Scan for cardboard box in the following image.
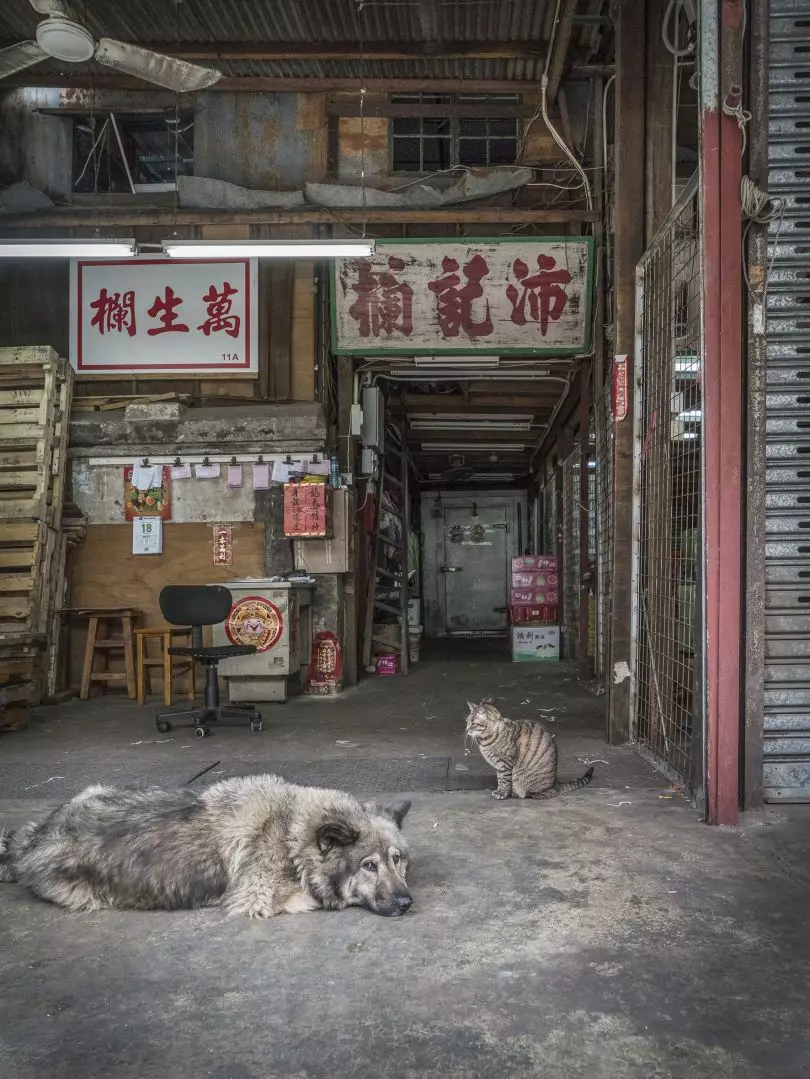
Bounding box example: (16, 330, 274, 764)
(512, 555, 557, 572)
(293, 489, 354, 573)
(511, 625, 560, 662)
(509, 603, 557, 625)
(283, 482, 333, 538)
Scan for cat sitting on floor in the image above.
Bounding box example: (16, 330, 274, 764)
(464, 700, 594, 800)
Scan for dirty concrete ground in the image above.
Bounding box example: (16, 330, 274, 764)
(1, 641, 809, 1078)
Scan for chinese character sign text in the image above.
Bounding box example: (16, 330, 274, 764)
(71, 258, 257, 374)
(333, 240, 592, 354)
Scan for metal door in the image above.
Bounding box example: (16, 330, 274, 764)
(442, 504, 508, 635)
(761, 1, 810, 800)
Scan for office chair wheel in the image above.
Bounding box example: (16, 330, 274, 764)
(156, 720, 171, 734)
(250, 719, 264, 733)
(194, 725, 210, 739)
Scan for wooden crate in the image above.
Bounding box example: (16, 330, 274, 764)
(0, 347, 73, 527)
(0, 520, 57, 635)
(0, 633, 45, 727)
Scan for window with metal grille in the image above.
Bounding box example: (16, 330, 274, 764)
(73, 112, 194, 193)
(390, 93, 520, 173)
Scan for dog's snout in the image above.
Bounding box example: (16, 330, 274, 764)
(396, 894, 412, 913)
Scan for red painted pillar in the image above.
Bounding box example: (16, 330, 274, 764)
(701, 0, 743, 824)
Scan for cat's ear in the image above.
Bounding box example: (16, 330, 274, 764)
(466, 700, 476, 713)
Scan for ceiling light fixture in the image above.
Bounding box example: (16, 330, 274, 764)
(161, 239, 375, 259)
(410, 420, 533, 432)
(412, 356, 500, 368)
(409, 413, 533, 424)
(0, 238, 138, 259)
(420, 442, 527, 452)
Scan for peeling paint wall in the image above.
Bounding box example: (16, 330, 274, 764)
(71, 461, 257, 525)
(194, 92, 327, 189)
(337, 117, 389, 182)
(0, 89, 72, 199)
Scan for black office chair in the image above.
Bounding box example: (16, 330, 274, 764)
(155, 584, 263, 739)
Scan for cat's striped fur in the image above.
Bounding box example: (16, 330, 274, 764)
(465, 701, 594, 800)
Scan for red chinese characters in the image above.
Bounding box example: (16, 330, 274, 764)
(89, 288, 136, 337)
(198, 281, 240, 338)
(146, 286, 190, 335)
(427, 254, 493, 338)
(347, 256, 413, 338)
(506, 255, 572, 335)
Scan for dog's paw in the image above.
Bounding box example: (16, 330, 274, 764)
(491, 789, 510, 800)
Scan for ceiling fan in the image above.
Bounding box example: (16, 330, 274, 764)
(0, 0, 221, 93)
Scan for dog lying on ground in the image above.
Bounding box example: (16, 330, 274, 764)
(0, 774, 412, 918)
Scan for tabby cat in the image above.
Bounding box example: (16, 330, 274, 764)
(464, 700, 594, 800)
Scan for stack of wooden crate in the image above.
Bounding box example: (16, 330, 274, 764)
(0, 346, 75, 729)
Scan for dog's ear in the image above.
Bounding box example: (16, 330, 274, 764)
(365, 799, 411, 829)
(316, 819, 359, 855)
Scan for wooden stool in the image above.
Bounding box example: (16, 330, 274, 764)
(72, 607, 141, 701)
(135, 627, 196, 707)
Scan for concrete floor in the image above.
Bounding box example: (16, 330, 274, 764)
(1, 642, 809, 1078)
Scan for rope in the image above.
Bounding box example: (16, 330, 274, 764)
(721, 85, 752, 156)
(740, 175, 785, 302)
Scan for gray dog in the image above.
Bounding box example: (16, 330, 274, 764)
(0, 774, 412, 918)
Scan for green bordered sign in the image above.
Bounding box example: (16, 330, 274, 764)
(330, 235, 594, 356)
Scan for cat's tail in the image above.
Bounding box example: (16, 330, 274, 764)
(0, 828, 17, 882)
(554, 765, 594, 795)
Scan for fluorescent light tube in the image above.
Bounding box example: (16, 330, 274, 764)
(0, 239, 137, 258)
(162, 239, 375, 259)
(410, 420, 532, 432)
(413, 356, 500, 368)
(409, 413, 533, 423)
(678, 409, 702, 420)
(420, 442, 526, 452)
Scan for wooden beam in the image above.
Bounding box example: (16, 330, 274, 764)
(645, 0, 675, 237)
(34, 41, 550, 62)
(326, 102, 537, 119)
(2, 75, 556, 93)
(545, 0, 578, 104)
(607, 0, 646, 746)
(0, 208, 597, 229)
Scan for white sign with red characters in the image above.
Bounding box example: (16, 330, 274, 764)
(70, 257, 258, 375)
(332, 237, 594, 355)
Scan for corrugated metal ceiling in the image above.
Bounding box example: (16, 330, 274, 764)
(0, 0, 554, 46)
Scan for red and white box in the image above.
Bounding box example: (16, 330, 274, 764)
(511, 555, 557, 572)
(511, 588, 558, 606)
(283, 482, 333, 538)
(510, 604, 557, 625)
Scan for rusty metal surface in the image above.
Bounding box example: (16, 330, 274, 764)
(0, 0, 554, 47)
(762, 0, 810, 802)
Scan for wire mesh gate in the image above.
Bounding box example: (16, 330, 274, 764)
(562, 446, 581, 660)
(632, 174, 705, 802)
(594, 380, 614, 681)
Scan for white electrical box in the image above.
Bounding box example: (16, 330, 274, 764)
(360, 446, 376, 476)
(350, 402, 363, 437)
(361, 386, 384, 452)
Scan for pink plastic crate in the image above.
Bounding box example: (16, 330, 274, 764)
(511, 588, 558, 605)
(511, 555, 557, 572)
(375, 654, 399, 676)
(510, 604, 557, 624)
(511, 571, 558, 591)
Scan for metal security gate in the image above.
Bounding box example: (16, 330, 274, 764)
(594, 380, 614, 680)
(562, 445, 581, 660)
(632, 174, 705, 803)
(761, 2, 810, 800)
